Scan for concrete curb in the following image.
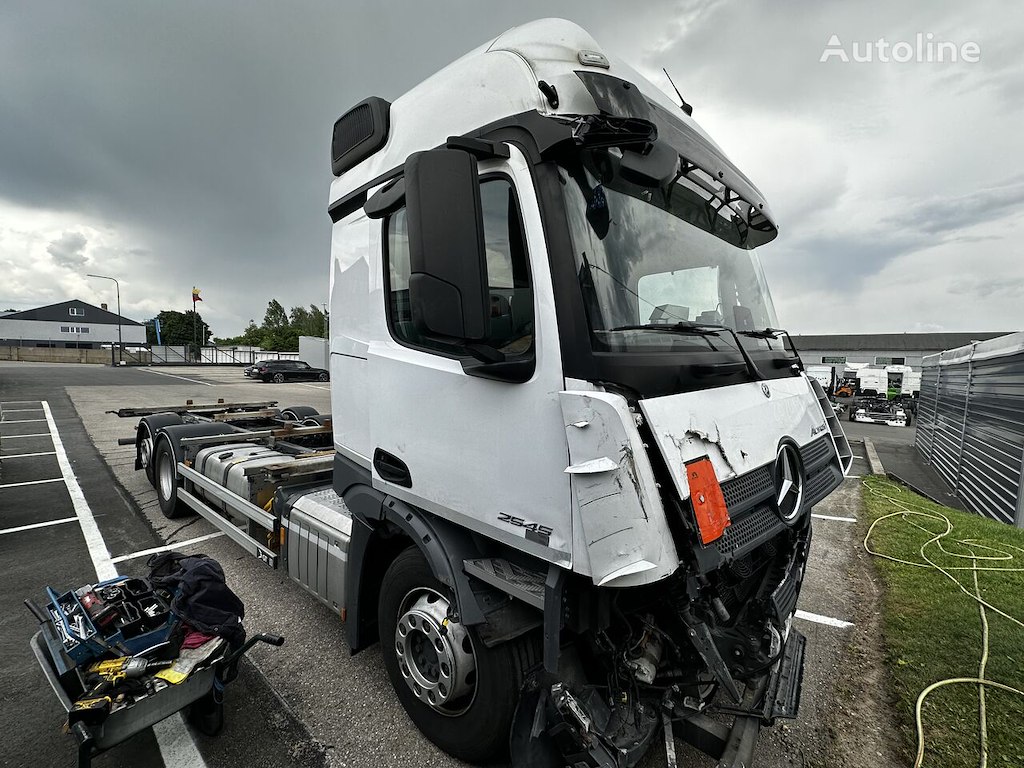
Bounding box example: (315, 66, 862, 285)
(863, 437, 885, 475)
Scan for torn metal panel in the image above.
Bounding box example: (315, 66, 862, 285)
(559, 391, 678, 588)
(640, 378, 827, 503)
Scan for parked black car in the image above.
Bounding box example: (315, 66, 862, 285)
(257, 360, 329, 383)
(243, 360, 273, 377)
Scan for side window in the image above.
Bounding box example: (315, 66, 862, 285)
(385, 177, 534, 356)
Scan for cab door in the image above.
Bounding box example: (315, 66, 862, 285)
(366, 147, 572, 566)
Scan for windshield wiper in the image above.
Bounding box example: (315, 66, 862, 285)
(609, 322, 720, 335)
(736, 327, 803, 370)
(608, 322, 765, 380)
(608, 322, 721, 351)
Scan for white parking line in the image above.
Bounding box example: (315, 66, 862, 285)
(40, 401, 210, 768)
(0, 451, 57, 460)
(111, 531, 226, 563)
(0, 401, 42, 406)
(795, 609, 854, 629)
(42, 401, 117, 581)
(295, 383, 330, 391)
(137, 368, 214, 386)
(0, 517, 78, 536)
(812, 513, 858, 523)
(0, 433, 52, 439)
(2, 408, 45, 413)
(0, 418, 48, 423)
(0, 477, 64, 489)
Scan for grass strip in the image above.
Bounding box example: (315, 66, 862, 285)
(861, 477, 1024, 768)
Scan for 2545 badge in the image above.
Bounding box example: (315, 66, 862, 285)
(497, 512, 553, 537)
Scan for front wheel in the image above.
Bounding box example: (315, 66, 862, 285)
(378, 547, 536, 763)
(272, 373, 285, 383)
(317, 372, 329, 382)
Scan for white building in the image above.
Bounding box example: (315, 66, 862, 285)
(0, 300, 145, 349)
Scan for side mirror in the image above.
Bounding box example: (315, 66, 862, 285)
(405, 149, 489, 341)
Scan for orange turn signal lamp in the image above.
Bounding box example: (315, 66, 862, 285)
(685, 456, 731, 544)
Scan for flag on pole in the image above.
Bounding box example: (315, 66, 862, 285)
(192, 286, 203, 304)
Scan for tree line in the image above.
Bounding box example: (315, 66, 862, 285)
(146, 300, 327, 353)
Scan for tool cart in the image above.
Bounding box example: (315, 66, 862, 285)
(25, 574, 283, 768)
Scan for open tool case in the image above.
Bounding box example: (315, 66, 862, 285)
(26, 575, 283, 768)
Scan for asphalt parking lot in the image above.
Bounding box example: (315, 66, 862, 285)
(841, 414, 965, 510)
(2, 361, 869, 768)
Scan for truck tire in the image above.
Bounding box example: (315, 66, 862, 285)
(280, 406, 319, 421)
(137, 414, 184, 488)
(378, 547, 537, 763)
(139, 421, 158, 487)
(154, 439, 191, 519)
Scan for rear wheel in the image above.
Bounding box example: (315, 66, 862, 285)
(139, 422, 157, 487)
(280, 406, 319, 421)
(272, 373, 285, 383)
(154, 439, 191, 519)
(378, 547, 536, 763)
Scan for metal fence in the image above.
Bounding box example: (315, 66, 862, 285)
(914, 332, 1024, 527)
(135, 346, 301, 365)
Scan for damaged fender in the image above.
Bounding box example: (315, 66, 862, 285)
(559, 391, 678, 588)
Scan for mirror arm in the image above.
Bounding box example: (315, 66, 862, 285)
(445, 136, 510, 160)
(464, 343, 506, 364)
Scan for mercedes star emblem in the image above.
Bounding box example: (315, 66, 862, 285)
(774, 444, 804, 521)
(761, 383, 771, 398)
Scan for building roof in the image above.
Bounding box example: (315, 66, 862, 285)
(790, 332, 1012, 352)
(0, 300, 142, 326)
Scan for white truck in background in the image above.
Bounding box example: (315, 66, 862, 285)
(804, 364, 835, 393)
(124, 19, 852, 768)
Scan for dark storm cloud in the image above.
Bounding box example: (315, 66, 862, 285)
(0, 1, 1020, 334)
(892, 177, 1024, 235)
(46, 231, 88, 268)
(0, 0, 677, 332)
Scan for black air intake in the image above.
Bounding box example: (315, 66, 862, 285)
(331, 97, 391, 176)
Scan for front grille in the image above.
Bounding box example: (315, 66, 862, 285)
(804, 463, 842, 507)
(799, 436, 834, 472)
(720, 465, 773, 515)
(717, 504, 785, 557)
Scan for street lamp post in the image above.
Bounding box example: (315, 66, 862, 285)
(86, 273, 122, 365)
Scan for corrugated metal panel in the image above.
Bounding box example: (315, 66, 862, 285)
(913, 334, 1024, 527)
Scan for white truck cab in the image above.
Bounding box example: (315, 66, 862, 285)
(134, 19, 852, 768)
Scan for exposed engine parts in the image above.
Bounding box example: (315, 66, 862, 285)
(511, 523, 811, 768)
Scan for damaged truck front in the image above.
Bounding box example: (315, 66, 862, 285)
(136, 18, 852, 768)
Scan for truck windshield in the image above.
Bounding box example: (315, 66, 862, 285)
(557, 147, 779, 353)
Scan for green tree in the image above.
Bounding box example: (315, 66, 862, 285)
(263, 300, 289, 331)
(148, 310, 211, 346)
(211, 299, 328, 352)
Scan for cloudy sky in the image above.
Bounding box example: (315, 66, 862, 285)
(1, 1, 1020, 337)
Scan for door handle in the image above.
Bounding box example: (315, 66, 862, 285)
(373, 448, 412, 487)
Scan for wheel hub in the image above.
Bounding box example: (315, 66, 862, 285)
(394, 588, 476, 715)
(158, 451, 174, 500)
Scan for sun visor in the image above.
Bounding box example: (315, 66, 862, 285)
(575, 71, 653, 120)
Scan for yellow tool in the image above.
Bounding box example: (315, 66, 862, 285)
(84, 651, 173, 696)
